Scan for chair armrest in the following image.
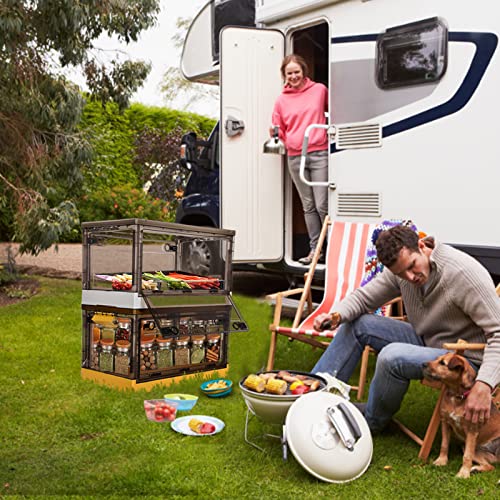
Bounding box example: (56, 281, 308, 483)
(443, 342, 486, 351)
(266, 288, 304, 301)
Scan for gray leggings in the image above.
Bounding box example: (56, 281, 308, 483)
(287, 150, 328, 250)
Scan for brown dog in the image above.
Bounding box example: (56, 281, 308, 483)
(422, 352, 500, 478)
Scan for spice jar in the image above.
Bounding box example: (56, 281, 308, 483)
(206, 320, 222, 335)
(91, 340, 100, 369)
(190, 335, 206, 364)
(159, 319, 178, 338)
(179, 319, 190, 336)
(114, 340, 131, 375)
(175, 336, 190, 366)
(100, 339, 114, 372)
(156, 338, 174, 369)
(141, 319, 159, 338)
(115, 317, 131, 342)
(101, 326, 115, 342)
(191, 320, 206, 335)
(140, 340, 156, 371)
(92, 324, 102, 341)
(206, 334, 221, 363)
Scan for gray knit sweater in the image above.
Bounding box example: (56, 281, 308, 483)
(334, 242, 500, 389)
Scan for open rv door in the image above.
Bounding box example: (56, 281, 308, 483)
(220, 27, 284, 262)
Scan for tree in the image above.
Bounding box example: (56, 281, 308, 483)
(0, 0, 160, 255)
(160, 17, 219, 111)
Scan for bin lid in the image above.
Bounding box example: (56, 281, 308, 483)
(285, 392, 372, 483)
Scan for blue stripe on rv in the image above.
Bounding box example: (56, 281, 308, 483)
(329, 32, 498, 152)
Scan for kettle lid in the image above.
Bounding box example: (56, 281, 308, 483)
(285, 392, 373, 483)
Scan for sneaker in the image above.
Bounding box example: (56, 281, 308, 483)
(298, 250, 321, 265)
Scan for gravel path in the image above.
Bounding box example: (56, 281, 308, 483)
(0, 243, 82, 279)
(0, 242, 289, 295)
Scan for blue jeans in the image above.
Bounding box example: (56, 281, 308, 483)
(311, 314, 449, 432)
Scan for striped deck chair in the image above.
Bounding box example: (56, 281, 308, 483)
(266, 216, 377, 373)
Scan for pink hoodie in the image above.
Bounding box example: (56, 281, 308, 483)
(272, 77, 328, 156)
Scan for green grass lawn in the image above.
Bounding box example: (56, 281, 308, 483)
(0, 277, 498, 498)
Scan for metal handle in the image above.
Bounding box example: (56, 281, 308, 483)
(299, 124, 335, 187)
(326, 403, 362, 452)
(225, 115, 245, 137)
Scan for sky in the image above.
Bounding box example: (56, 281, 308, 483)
(67, 0, 218, 117)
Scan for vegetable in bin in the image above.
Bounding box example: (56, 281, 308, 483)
(142, 271, 191, 290)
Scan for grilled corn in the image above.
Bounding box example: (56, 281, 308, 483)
(265, 378, 287, 395)
(188, 418, 204, 433)
(243, 374, 266, 393)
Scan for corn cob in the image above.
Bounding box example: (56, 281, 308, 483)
(188, 418, 204, 434)
(243, 374, 266, 393)
(265, 378, 287, 395)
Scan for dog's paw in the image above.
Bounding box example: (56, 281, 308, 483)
(433, 456, 448, 467)
(456, 467, 471, 479)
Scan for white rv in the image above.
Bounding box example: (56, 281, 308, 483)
(178, 0, 500, 281)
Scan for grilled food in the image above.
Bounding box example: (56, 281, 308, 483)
(243, 374, 266, 393)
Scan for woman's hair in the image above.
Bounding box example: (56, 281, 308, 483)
(280, 54, 309, 79)
(375, 225, 420, 267)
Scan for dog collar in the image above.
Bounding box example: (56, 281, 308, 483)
(458, 390, 471, 400)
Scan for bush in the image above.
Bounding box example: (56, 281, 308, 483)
(78, 184, 173, 225)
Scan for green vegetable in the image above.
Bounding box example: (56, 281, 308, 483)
(142, 272, 191, 290)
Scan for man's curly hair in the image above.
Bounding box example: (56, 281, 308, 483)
(375, 225, 419, 267)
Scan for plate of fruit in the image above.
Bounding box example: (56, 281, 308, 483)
(170, 415, 224, 436)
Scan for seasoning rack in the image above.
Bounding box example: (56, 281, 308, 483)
(80, 219, 247, 391)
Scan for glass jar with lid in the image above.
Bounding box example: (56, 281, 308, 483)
(141, 318, 159, 338)
(206, 334, 221, 363)
(99, 339, 114, 372)
(115, 317, 131, 342)
(179, 319, 191, 336)
(90, 340, 100, 369)
(191, 320, 206, 335)
(190, 335, 206, 364)
(140, 339, 156, 372)
(114, 340, 131, 375)
(156, 338, 174, 369)
(206, 320, 222, 335)
(101, 326, 115, 342)
(159, 319, 178, 338)
(175, 336, 190, 366)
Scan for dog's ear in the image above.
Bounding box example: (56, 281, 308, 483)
(448, 355, 465, 372)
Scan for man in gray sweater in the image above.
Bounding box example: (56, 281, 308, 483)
(312, 225, 500, 433)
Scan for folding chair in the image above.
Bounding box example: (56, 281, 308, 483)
(266, 216, 378, 383)
(267, 216, 406, 398)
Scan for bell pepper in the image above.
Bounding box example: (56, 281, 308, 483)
(289, 380, 304, 391)
(291, 385, 310, 395)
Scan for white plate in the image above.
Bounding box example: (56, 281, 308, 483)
(171, 415, 225, 436)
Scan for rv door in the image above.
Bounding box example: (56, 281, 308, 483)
(220, 27, 284, 262)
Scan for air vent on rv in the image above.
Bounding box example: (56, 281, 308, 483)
(336, 123, 382, 149)
(336, 193, 381, 218)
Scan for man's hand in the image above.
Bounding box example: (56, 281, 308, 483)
(313, 312, 341, 332)
(464, 380, 492, 424)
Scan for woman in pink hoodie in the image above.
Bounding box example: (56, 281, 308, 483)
(272, 54, 329, 265)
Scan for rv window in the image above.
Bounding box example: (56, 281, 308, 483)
(376, 17, 448, 89)
(212, 0, 256, 63)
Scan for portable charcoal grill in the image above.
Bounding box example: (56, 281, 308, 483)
(239, 371, 373, 482)
(239, 370, 327, 454)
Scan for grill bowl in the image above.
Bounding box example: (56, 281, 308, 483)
(239, 371, 327, 425)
